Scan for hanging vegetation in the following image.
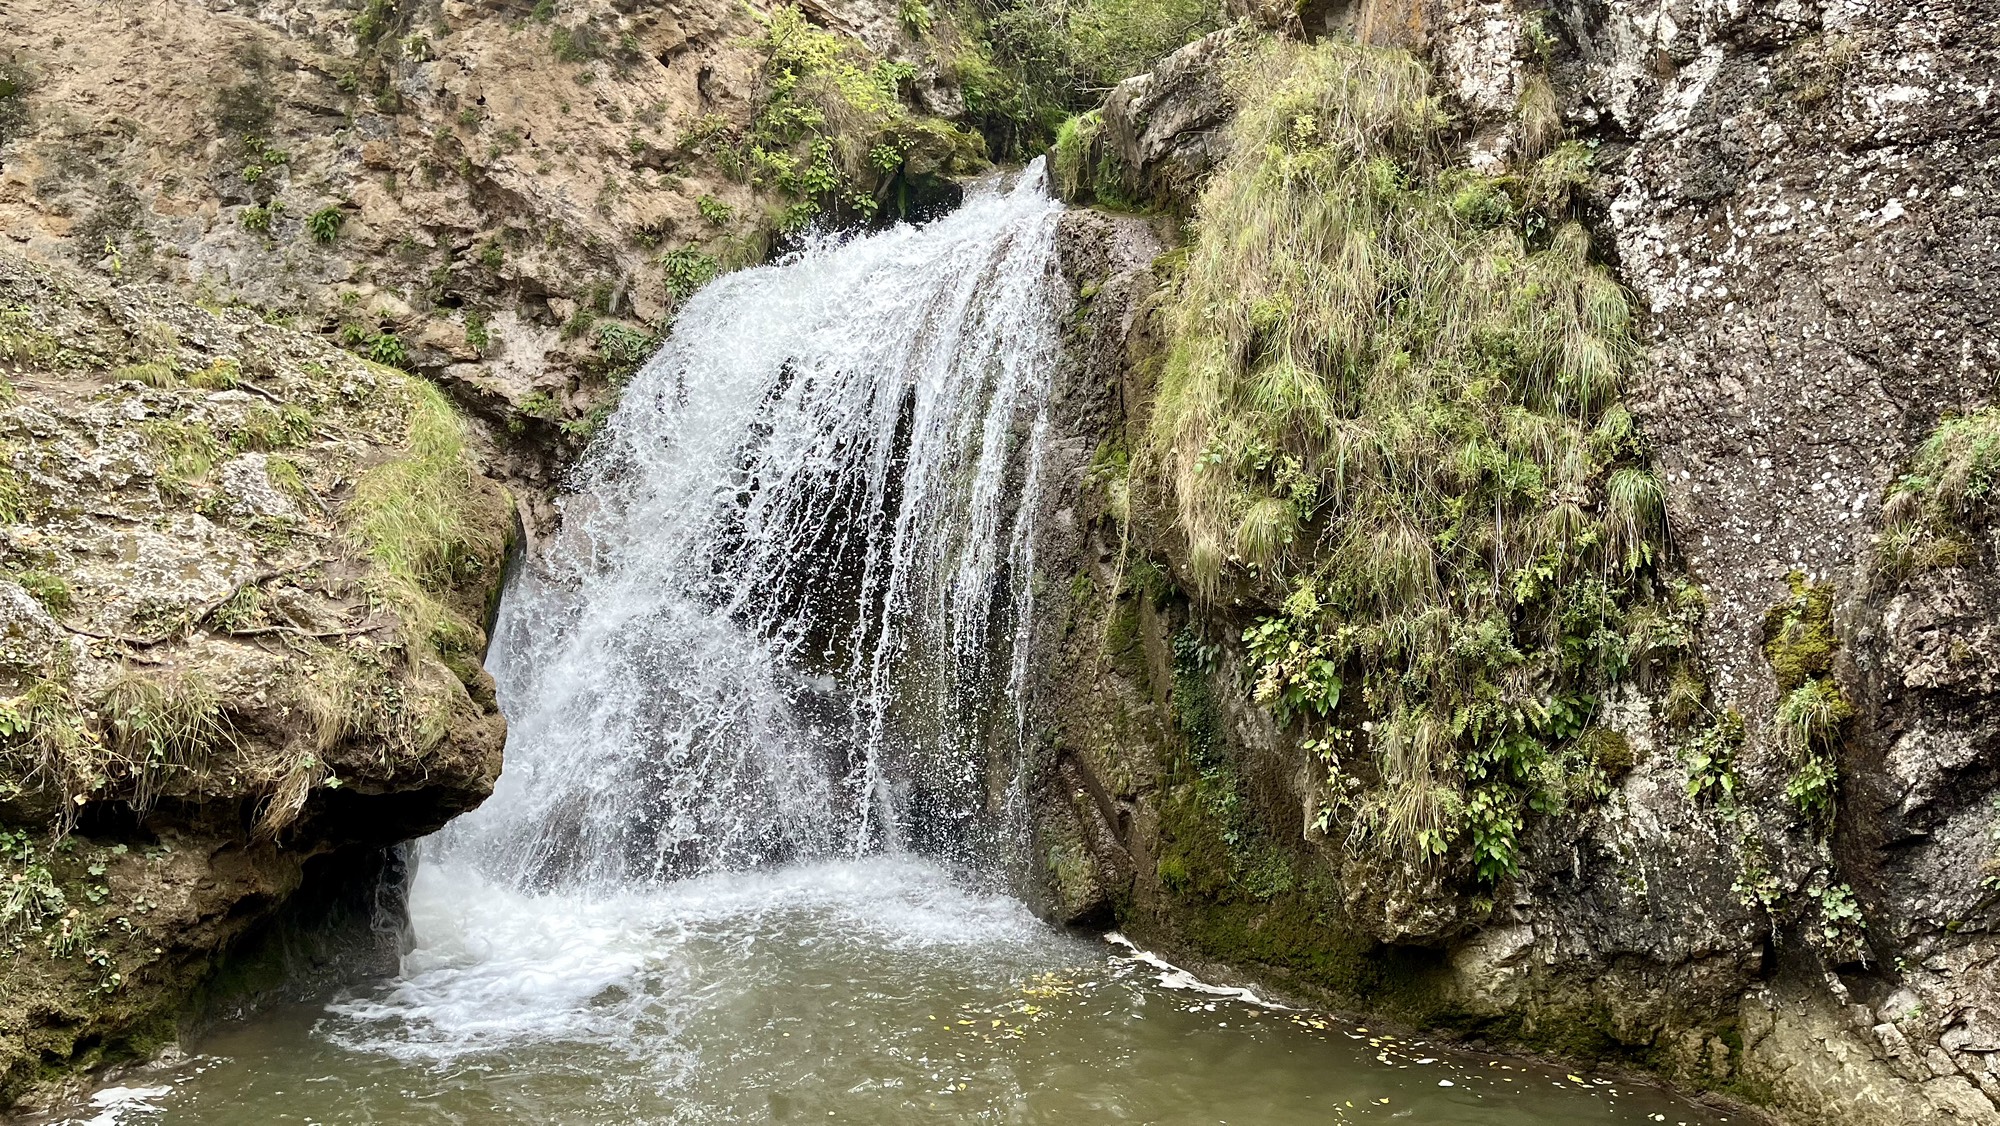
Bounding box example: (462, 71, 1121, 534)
(1148, 39, 1686, 884)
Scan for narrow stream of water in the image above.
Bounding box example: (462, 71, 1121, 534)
(56, 167, 1734, 1126)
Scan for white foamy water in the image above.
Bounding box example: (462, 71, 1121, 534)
(432, 163, 1068, 892)
(322, 855, 1067, 1070)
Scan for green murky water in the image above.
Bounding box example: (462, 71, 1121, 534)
(53, 857, 1733, 1126)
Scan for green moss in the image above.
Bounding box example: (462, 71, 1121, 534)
(1760, 571, 1836, 695)
(1580, 727, 1634, 777)
(0, 450, 22, 524)
(1169, 626, 1223, 766)
(0, 59, 29, 150)
(1103, 593, 1144, 668)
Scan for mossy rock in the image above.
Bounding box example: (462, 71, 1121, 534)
(1760, 571, 1836, 694)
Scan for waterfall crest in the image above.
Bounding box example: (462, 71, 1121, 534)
(433, 163, 1066, 891)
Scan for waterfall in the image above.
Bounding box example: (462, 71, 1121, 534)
(431, 163, 1067, 892)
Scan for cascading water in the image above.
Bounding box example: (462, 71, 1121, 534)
(435, 163, 1067, 889)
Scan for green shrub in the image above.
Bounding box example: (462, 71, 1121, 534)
(307, 206, 346, 244)
(594, 321, 655, 384)
(240, 201, 285, 232)
(899, 0, 935, 36)
(140, 418, 222, 497)
(1787, 752, 1838, 825)
(550, 23, 602, 64)
(662, 248, 719, 299)
(232, 404, 316, 452)
(366, 332, 409, 368)
(696, 194, 733, 224)
(0, 444, 23, 524)
(463, 310, 491, 354)
(353, 0, 401, 50)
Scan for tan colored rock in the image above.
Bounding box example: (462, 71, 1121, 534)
(0, 253, 511, 1108)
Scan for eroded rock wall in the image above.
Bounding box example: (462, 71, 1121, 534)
(0, 0, 993, 504)
(0, 254, 512, 1107)
(1029, 4, 2000, 1124)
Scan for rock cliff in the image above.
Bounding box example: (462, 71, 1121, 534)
(0, 253, 512, 1106)
(1028, 4, 2000, 1125)
(0, 0, 997, 502)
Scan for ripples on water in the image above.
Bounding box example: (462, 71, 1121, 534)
(51, 857, 1735, 1126)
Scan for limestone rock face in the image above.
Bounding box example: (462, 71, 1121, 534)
(0, 254, 510, 1107)
(1099, 29, 1255, 212)
(0, 0, 982, 495)
(0, 0, 761, 432)
(1559, 0, 2000, 1118)
(1030, 3, 2000, 1124)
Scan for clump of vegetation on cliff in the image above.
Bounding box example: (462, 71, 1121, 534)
(1761, 572, 1848, 830)
(350, 375, 508, 658)
(1149, 39, 1680, 884)
(734, 6, 988, 231)
(1051, 108, 1133, 207)
(1879, 407, 2000, 574)
(972, 0, 1225, 134)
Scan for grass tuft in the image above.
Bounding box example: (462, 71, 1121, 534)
(100, 671, 238, 812)
(1149, 38, 1665, 882)
(1879, 407, 2000, 577)
(114, 360, 179, 387)
(12, 569, 73, 618)
(347, 378, 504, 655)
